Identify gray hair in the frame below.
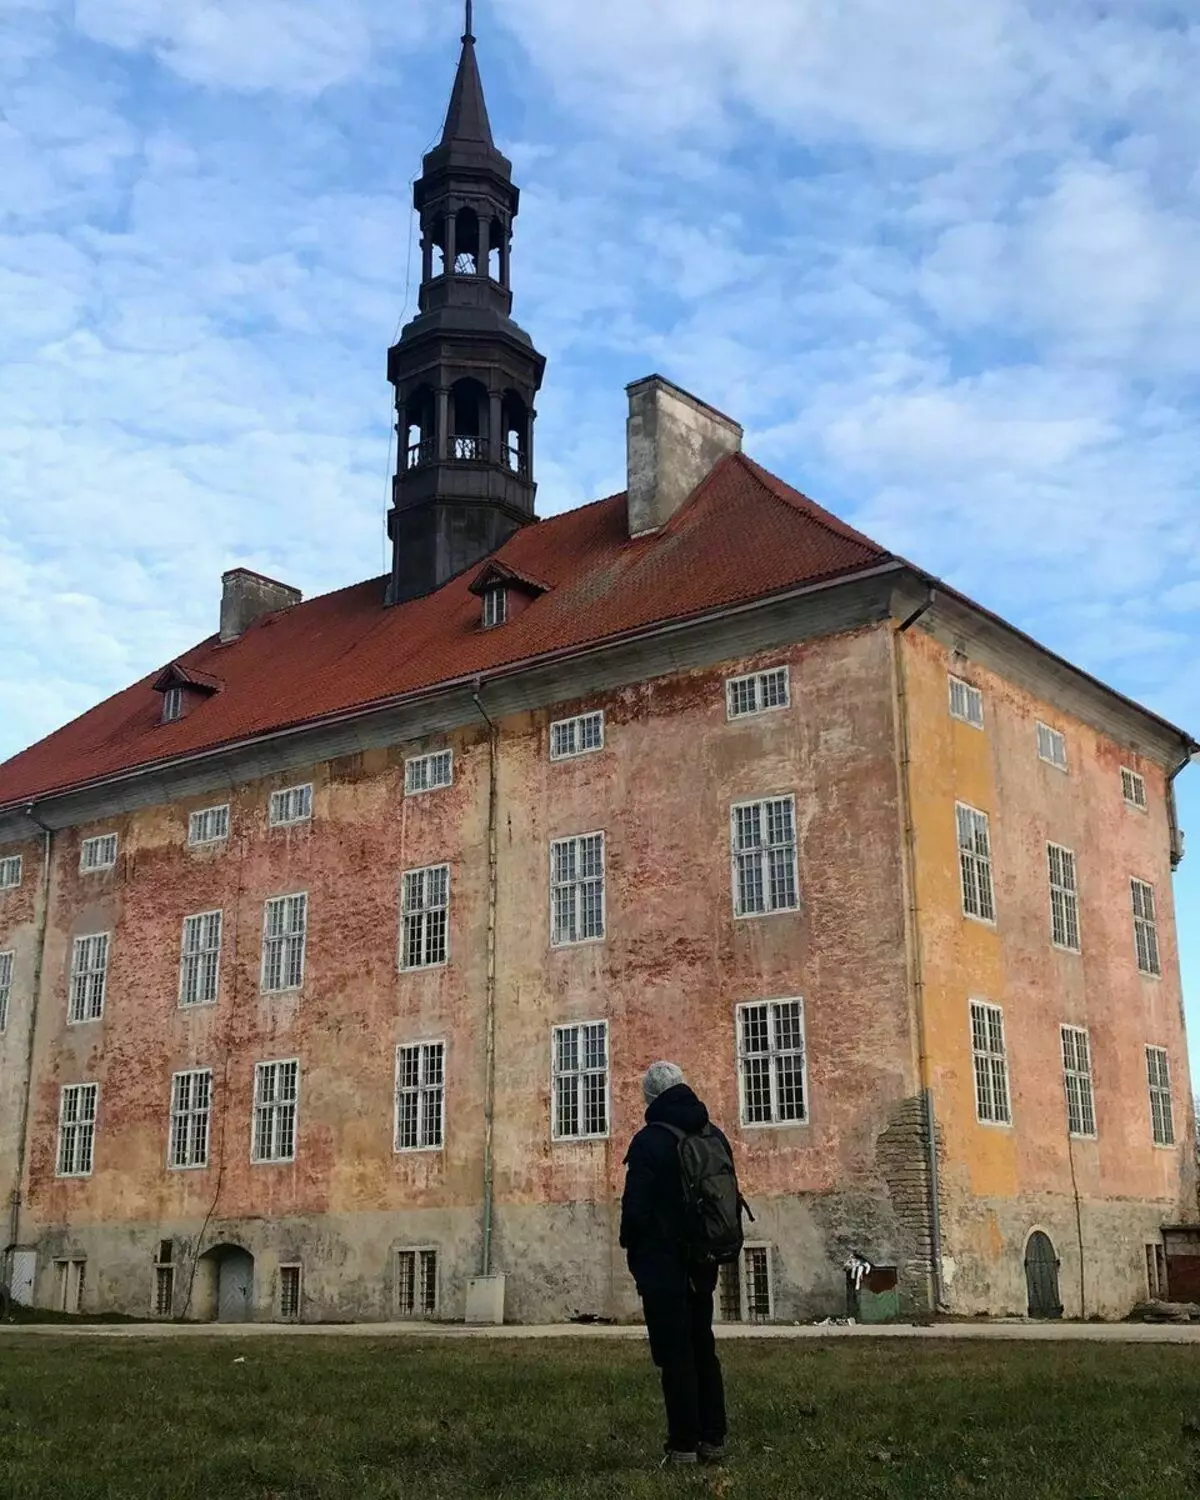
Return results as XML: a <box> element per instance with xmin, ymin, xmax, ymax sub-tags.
<box><xmin>643</xmin><ymin>1061</ymin><xmax>685</xmax><ymax>1104</ymax></box>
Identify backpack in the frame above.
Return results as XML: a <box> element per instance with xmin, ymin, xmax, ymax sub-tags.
<box><xmin>653</xmin><ymin>1121</ymin><xmax>751</xmax><ymax>1265</ymax></box>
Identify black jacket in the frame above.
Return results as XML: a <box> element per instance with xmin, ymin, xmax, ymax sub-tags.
<box><xmin>619</xmin><ymin>1083</ymin><xmax>732</xmax><ymax>1293</ymax></box>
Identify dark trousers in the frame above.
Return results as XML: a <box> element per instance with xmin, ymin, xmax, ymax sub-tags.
<box><xmin>640</xmin><ymin>1268</ymin><xmax>726</xmax><ymax>1452</ymax></box>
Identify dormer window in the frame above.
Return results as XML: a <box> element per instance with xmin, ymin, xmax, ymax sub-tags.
<box><xmin>482</xmin><ymin>586</ymin><xmax>508</xmax><ymax>629</ymax></box>
<box><xmin>162</xmin><ymin>688</ymin><xmax>184</xmax><ymax>723</ymax></box>
<box><xmin>469</xmin><ymin>559</ymin><xmax>549</xmax><ymax>630</ymax></box>
<box><xmin>153</xmin><ymin>662</ymin><xmax>222</xmax><ymax>725</ymax></box>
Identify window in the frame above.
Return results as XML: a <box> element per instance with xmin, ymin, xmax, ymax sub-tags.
<box><xmin>54</xmin><ymin>1259</ymin><xmax>85</xmax><ymax>1314</ymax></box>
<box><xmin>550</xmin><ymin>711</ymin><xmax>604</xmax><ymax>761</ymax></box>
<box><xmin>948</xmin><ymin>675</ymin><xmax>984</xmax><ymax>729</ymax></box>
<box><xmin>188</xmin><ymin>805</ymin><xmax>230</xmax><ymax>845</ymax></box>
<box><xmin>726</xmin><ymin>667</ymin><xmax>790</xmax><ymax>720</ymax></box>
<box><xmin>261</xmin><ymin>894</ymin><xmax>307</xmax><ymax>992</ymax></box>
<box><xmin>1060</xmin><ymin>1026</ymin><xmax>1096</xmax><ymax>1137</ymax></box>
<box><xmin>737</xmin><ymin>1000</ymin><xmax>807</xmax><ymax>1126</ymax></box>
<box><xmin>1047</xmin><ymin>844</ymin><xmax>1080</xmax><ymax>952</ymax></box>
<box><xmin>1036</xmin><ymin>721</ymin><xmax>1068</xmax><ymax>771</ymax></box>
<box><xmin>550</xmin><ymin>833</ymin><xmax>605</xmax><ymax>946</ymax></box>
<box><xmin>400</xmin><ymin>866</ymin><xmax>450</xmax><ymax>970</ymax></box>
<box><xmin>1131</xmin><ymin>879</ymin><xmax>1161</xmax><ymax>977</ymax></box>
<box><xmin>1147</xmin><ymin>1046</ymin><xmax>1174</xmax><ymax>1147</ymax></box>
<box><xmin>0</xmin><ymin>854</ymin><xmax>21</xmax><ymax>889</ymax></box>
<box><xmin>969</xmin><ymin>1001</ymin><xmax>1011</xmax><ymax>1125</ymax></box>
<box><xmin>279</xmin><ymin>1265</ymin><xmax>302</xmax><ymax>1319</ymax></box>
<box><xmin>732</xmin><ymin>797</ymin><xmax>799</xmax><ymax>917</ymax></box>
<box><xmin>80</xmin><ymin>834</ymin><xmax>118</xmax><ymax>872</ymax></box>
<box><xmin>162</xmin><ymin>687</ymin><xmax>184</xmax><ymax>723</ymax></box>
<box><xmin>405</xmin><ymin>750</ymin><xmax>453</xmax><ymax>795</ymax></box>
<box><xmin>57</xmin><ymin>1083</ymin><xmax>98</xmax><ymax>1176</ymax></box>
<box><xmin>252</xmin><ymin>1059</ymin><xmax>299</xmax><ymax>1163</ymax></box>
<box><xmin>718</xmin><ymin>1245</ymin><xmax>773</xmax><ymax>1323</ymax></box>
<box><xmin>154</xmin><ymin>1242</ymin><xmax>174</xmax><ymax>1318</ymax></box>
<box><xmin>68</xmin><ymin>934</ymin><xmax>109</xmax><ymax>1024</ymax></box>
<box><xmin>396</xmin><ymin>1249</ymin><xmax>438</xmax><ymax>1318</ymax></box>
<box><xmin>0</xmin><ymin>951</ymin><xmax>11</xmax><ymax>1032</ymax></box>
<box><xmin>482</xmin><ymin>587</ymin><xmax>507</xmax><ymax>629</ymax></box>
<box><xmin>169</xmin><ymin>1069</ymin><xmax>212</xmax><ymax>1169</ymax></box>
<box><xmin>179</xmin><ymin>911</ymin><xmax>222</xmax><ymax>1007</ymax></box>
<box><xmin>395</xmin><ymin>1042</ymin><xmax>445</xmax><ymax>1152</ymax></box>
<box><xmin>956</xmin><ymin>804</ymin><xmax>995</xmax><ymax>923</ymax></box>
<box><xmin>1145</xmin><ymin>1242</ymin><xmax>1167</xmax><ymax>1299</ymax></box>
<box><xmin>1122</xmin><ymin>768</ymin><xmax>1148</xmax><ymax>811</ymax></box>
<box><xmin>269</xmin><ymin>784</ymin><xmax>312</xmax><ymax>827</ymax></box>
<box><xmin>552</xmin><ymin>1021</ymin><xmax>609</xmax><ymax>1140</ymax></box>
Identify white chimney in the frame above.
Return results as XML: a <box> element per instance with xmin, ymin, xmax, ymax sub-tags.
<box><xmin>625</xmin><ymin>375</ymin><xmax>743</xmax><ymax>538</ymax></box>
<box><xmin>220</xmin><ymin>568</ymin><xmax>301</xmax><ymax>642</ymax></box>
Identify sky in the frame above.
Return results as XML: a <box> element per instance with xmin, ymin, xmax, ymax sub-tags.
<box><xmin>1</xmin><ymin>0</ymin><xmax>1198</xmax><ymax>1074</ymax></box>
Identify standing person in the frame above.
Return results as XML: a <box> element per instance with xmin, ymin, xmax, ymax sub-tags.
<box><xmin>619</xmin><ymin>1061</ymin><xmax>746</xmax><ymax>1468</ymax></box>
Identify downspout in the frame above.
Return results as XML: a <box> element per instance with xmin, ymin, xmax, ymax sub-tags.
<box><xmin>471</xmin><ymin>685</ymin><xmax>500</xmax><ymax>1279</ymax></box>
<box><xmin>892</xmin><ymin>590</ymin><xmax>947</xmax><ymax>1312</ymax></box>
<box><xmin>1167</xmin><ymin>747</ymin><xmax>1195</xmax><ymax>871</ymax></box>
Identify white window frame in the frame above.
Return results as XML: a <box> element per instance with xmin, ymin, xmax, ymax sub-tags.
<box><xmin>1036</xmin><ymin>720</ymin><xmax>1068</xmax><ymax>772</ymax></box>
<box><xmin>1060</xmin><ymin>1025</ymin><xmax>1096</xmax><ymax>1139</ymax></box>
<box><xmin>404</xmin><ymin>750</ymin><xmax>454</xmax><ymax>796</ymax></box>
<box><xmin>394</xmin><ymin>1041</ymin><xmax>446</xmax><ymax>1153</ymax></box>
<box><xmin>188</xmin><ymin>805</ymin><xmax>230</xmax><ymax>845</ymax></box>
<box><xmin>0</xmin><ymin>950</ymin><xmax>12</xmax><ymax>1033</ymax></box>
<box><xmin>269</xmin><ymin>784</ymin><xmax>312</xmax><ymax>828</ymax></box>
<box><xmin>482</xmin><ymin>587</ymin><xmax>507</xmax><ymax>629</ymax></box>
<box><xmin>1047</xmin><ymin>843</ymin><xmax>1080</xmax><ymax>953</ymax></box>
<box><xmin>162</xmin><ymin>687</ymin><xmax>184</xmax><ymax>723</ymax></box>
<box><xmin>395</xmin><ymin>1247</ymin><xmax>439</xmax><ymax>1319</ymax></box>
<box><xmin>717</xmin><ymin>1244</ymin><xmax>775</xmax><ymax>1323</ymax></box>
<box><xmin>731</xmin><ymin>795</ymin><xmax>800</xmax><ymax>919</ymax></box>
<box><xmin>550</xmin><ymin>711</ymin><xmax>605</xmax><ymax>762</ymax></box>
<box><xmin>1131</xmin><ymin>878</ymin><xmax>1161</xmax><ymax>977</ymax></box>
<box><xmin>279</xmin><ymin>1264</ymin><xmax>303</xmax><ymax>1320</ymax></box>
<box><xmin>551</xmin><ymin>1021</ymin><xmax>610</xmax><ymax>1142</ymax></box>
<box><xmin>399</xmin><ymin>866</ymin><xmax>450</xmax><ymax>971</ymax></box>
<box><xmin>56</xmin><ymin>1082</ymin><xmax>99</xmax><ymax>1177</ymax></box>
<box><xmin>168</xmin><ymin>1068</ymin><xmax>213</xmax><ymax>1170</ymax></box>
<box><xmin>179</xmin><ymin>910</ymin><xmax>223</xmax><ymax>1008</ymax></box>
<box><xmin>68</xmin><ymin>933</ymin><xmax>110</xmax><ymax>1025</ymax></box>
<box><xmin>550</xmin><ymin>832</ymin><xmax>606</xmax><ymax>947</ymax></box>
<box><xmin>1121</xmin><ymin>767</ymin><xmax>1148</xmax><ymax>812</ymax></box>
<box><xmin>261</xmin><ymin>894</ymin><xmax>308</xmax><ymax>993</ymax></box>
<box><xmin>251</xmin><ymin>1058</ymin><xmax>300</xmax><ymax>1164</ymax></box>
<box><xmin>1145</xmin><ymin>1242</ymin><xmax>1167</xmax><ymax>1299</ymax></box>
<box><xmin>725</xmin><ymin>666</ymin><xmax>790</xmax><ymax>721</ymax></box>
<box><xmin>948</xmin><ymin>675</ymin><xmax>984</xmax><ymax>729</ymax></box>
<box><xmin>0</xmin><ymin>854</ymin><xmax>21</xmax><ymax>889</ymax></box>
<box><xmin>969</xmin><ymin>1000</ymin><xmax>1011</xmax><ymax>1126</ymax></box>
<box><xmin>1146</xmin><ymin>1045</ymin><xmax>1175</xmax><ymax>1148</ymax></box>
<box><xmin>54</xmin><ymin>1258</ymin><xmax>86</xmax><ymax>1313</ymax></box>
<box><xmin>956</xmin><ymin>803</ymin><xmax>995</xmax><ymax>924</ymax></box>
<box><xmin>80</xmin><ymin>833</ymin><xmax>118</xmax><ymax>873</ymax></box>
<box><xmin>736</xmin><ymin>999</ymin><xmax>808</xmax><ymax>1128</ymax></box>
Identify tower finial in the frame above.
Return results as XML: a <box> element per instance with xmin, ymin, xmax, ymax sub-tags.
<box><xmin>464</xmin><ymin>0</ymin><xmax>473</xmax><ymax>41</ymax></box>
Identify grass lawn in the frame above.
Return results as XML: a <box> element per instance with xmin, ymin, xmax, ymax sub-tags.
<box><xmin>1</xmin><ymin>1335</ymin><xmax>1198</xmax><ymax>1499</ymax></box>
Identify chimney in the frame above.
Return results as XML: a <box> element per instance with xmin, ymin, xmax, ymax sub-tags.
<box><xmin>625</xmin><ymin>375</ymin><xmax>743</xmax><ymax>538</ymax></box>
<box><xmin>220</xmin><ymin>568</ymin><xmax>302</xmax><ymax>642</ymax></box>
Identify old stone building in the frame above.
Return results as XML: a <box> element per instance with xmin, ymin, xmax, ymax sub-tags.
<box><xmin>0</xmin><ymin>20</ymin><xmax>1196</xmax><ymax>1326</ymax></box>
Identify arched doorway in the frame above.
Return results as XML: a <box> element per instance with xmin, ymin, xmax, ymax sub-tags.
<box><xmin>1024</xmin><ymin>1231</ymin><xmax>1063</xmax><ymax>1319</ymax></box>
<box><xmin>196</xmin><ymin>1244</ymin><xmax>255</xmax><ymax>1323</ymax></box>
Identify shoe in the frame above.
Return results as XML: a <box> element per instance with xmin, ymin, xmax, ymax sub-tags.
<box><xmin>659</xmin><ymin>1449</ymin><xmax>699</xmax><ymax>1467</ymax></box>
<box><xmin>697</xmin><ymin>1442</ymin><xmax>726</xmax><ymax>1465</ymax></box>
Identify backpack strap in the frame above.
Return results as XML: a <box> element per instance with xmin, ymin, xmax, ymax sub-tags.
<box><xmin>650</xmin><ymin>1121</ymin><xmax>687</xmax><ymax>1143</ymax></box>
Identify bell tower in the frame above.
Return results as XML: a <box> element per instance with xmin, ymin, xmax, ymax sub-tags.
<box><xmin>386</xmin><ymin>3</ymin><xmax>546</xmax><ymax>605</ymax></box>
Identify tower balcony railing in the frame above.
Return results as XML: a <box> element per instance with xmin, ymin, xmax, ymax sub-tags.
<box><xmin>506</xmin><ymin>445</ymin><xmax>529</xmax><ymax>478</ymax></box>
<box><xmin>406</xmin><ymin>438</ymin><xmax>436</xmax><ymax>470</ymax></box>
<box><xmin>452</xmin><ymin>435</ymin><xmax>487</xmax><ymax>462</ymax></box>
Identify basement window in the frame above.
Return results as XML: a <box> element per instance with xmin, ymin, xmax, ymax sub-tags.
<box><xmin>1122</xmin><ymin>768</ymin><xmax>1148</xmax><ymax>811</ymax></box>
<box><xmin>0</xmin><ymin>855</ymin><xmax>22</xmax><ymax>889</ymax></box>
<box><xmin>718</xmin><ymin>1245</ymin><xmax>773</xmax><ymax>1323</ymax></box>
<box><xmin>80</xmin><ymin>834</ymin><xmax>118</xmax><ymax>873</ymax></box>
<box><xmin>154</xmin><ymin>1241</ymin><xmax>174</xmax><ymax>1318</ymax></box>
<box><xmin>279</xmin><ymin>1265</ymin><xmax>302</xmax><ymax>1320</ymax></box>
<box><xmin>0</xmin><ymin>950</ymin><xmax>12</xmax><ymax>1032</ymax></box>
<box><xmin>396</xmin><ymin>1249</ymin><xmax>438</xmax><ymax>1319</ymax></box>
<box><xmin>54</xmin><ymin>1258</ymin><xmax>86</xmax><ymax>1313</ymax></box>
<box><xmin>482</xmin><ymin>586</ymin><xmax>507</xmax><ymax>629</ymax></box>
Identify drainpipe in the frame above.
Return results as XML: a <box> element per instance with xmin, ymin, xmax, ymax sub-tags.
<box><xmin>471</xmin><ymin>684</ymin><xmax>500</xmax><ymax>1279</ymax></box>
<box><xmin>1167</xmin><ymin>747</ymin><xmax>1195</xmax><ymax>871</ymax></box>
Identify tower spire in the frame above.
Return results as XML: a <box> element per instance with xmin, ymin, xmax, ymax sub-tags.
<box><xmin>442</xmin><ymin>2</ymin><xmax>492</xmax><ymax>146</ymax></box>
<box><xmin>464</xmin><ymin>0</ymin><xmax>473</xmax><ymax>40</ymax></box>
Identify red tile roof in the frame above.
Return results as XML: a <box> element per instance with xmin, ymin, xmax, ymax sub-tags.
<box><xmin>0</xmin><ymin>454</ymin><xmax>893</xmax><ymax>810</ymax></box>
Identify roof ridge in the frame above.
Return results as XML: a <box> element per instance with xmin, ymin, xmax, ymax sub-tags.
<box><xmin>735</xmin><ymin>454</ymin><xmax>891</xmax><ymax>558</ymax></box>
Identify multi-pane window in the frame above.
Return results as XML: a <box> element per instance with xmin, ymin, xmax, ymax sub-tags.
<box><xmin>252</xmin><ymin>1059</ymin><xmax>299</xmax><ymax>1163</ymax></box>
<box><xmin>718</xmin><ymin>1245</ymin><xmax>773</xmax><ymax>1322</ymax></box>
<box><xmin>1122</xmin><ymin>768</ymin><xmax>1148</xmax><ymax>811</ymax></box>
<box><xmin>395</xmin><ymin>1042</ymin><xmax>446</xmax><ymax>1152</ymax></box>
<box><xmin>726</xmin><ymin>667</ymin><xmax>790</xmax><ymax>720</ymax></box>
<box><xmin>188</xmin><ymin>805</ymin><xmax>230</xmax><ymax>845</ymax></box>
<box><xmin>1036</xmin><ymin>721</ymin><xmax>1068</xmax><ymax>771</ymax></box>
<box><xmin>1047</xmin><ymin>844</ymin><xmax>1080</xmax><ymax>952</ymax></box>
<box><xmin>396</xmin><ymin>1249</ymin><xmax>438</xmax><ymax>1318</ymax></box>
<box><xmin>1147</xmin><ymin>1046</ymin><xmax>1175</xmax><ymax>1147</ymax></box>
<box><xmin>179</xmin><ymin>911</ymin><xmax>222</xmax><ymax>1007</ymax></box>
<box><xmin>405</xmin><ymin>750</ymin><xmax>453</xmax><ymax>795</ymax></box>
<box><xmin>269</xmin><ymin>784</ymin><xmax>312</xmax><ymax>827</ymax></box>
<box><xmin>1060</xmin><ymin>1026</ymin><xmax>1096</xmax><ymax>1138</ymax></box>
<box><xmin>956</xmin><ymin>804</ymin><xmax>995</xmax><ymax>922</ymax></box>
<box><xmin>68</xmin><ymin>934</ymin><xmax>109</xmax><ymax>1024</ymax></box>
<box><xmin>57</xmin><ymin>1083</ymin><xmax>98</xmax><ymax>1177</ymax></box>
<box><xmin>162</xmin><ymin>687</ymin><xmax>184</xmax><ymax>723</ymax></box>
<box><xmin>0</xmin><ymin>854</ymin><xmax>21</xmax><ymax>889</ymax></box>
<box><xmin>732</xmin><ymin>797</ymin><xmax>799</xmax><ymax>917</ymax></box>
<box><xmin>552</xmin><ymin>1022</ymin><xmax>609</xmax><ymax>1140</ymax></box>
<box><xmin>55</xmin><ymin>1259</ymin><xmax>86</xmax><ymax>1313</ymax></box>
<box><xmin>169</xmin><ymin>1069</ymin><xmax>212</xmax><ymax>1169</ymax></box>
<box><xmin>400</xmin><ymin>866</ymin><xmax>450</xmax><ymax>970</ymax></box>
<box><xmin>550</xmin><ymin>834</ymin><xmax>605</xmax><ymax>946</ymax></box>
<box><xmin>0</xmin><ymin>951</ymin><xmax>12</xmax><ymax>1032</ymax></box>
<box><xmin>1131</xmin><ymin>879</ymin><xmax>1161</xmax><ymax>977</ymax></box>
<box><xmin>154</xmin><ymin>1242</ymin><xmax>174</xmax><ymax>1318</ymax></box>
<box><xmin>80</xmin><ymin>834</ymin><xmax>118</xmax><ymax>872</ymax></box>
<box><xmin>279</xmin><ymin>1265</ymin><xmax>302</xmax><ymax>1319</ymax></box>
<box><xmin>737</xmin><ymin>1000</ymin><xmax>807</xmax><ymax>1126</ymax></box>
<box><xmin>948</xmin><ymin>675</ymin><xmax>984</xmax><ymax>729</ymax></box>
<box><xmin>261</xmin><ymin>895</ymin><xmax>307</xmax><ymax>992</ymax></box>
<box><xmin>550</xmin><ymin>711</ymin><xmax>605</xmax><ymax>761</ymax></box>
<box><xmin>970</xmin><ymin>1001</ymin><xmax>1011</xmax><ymax>1125</ymax></box>
<box><xmin>482</xmin><ymin>587</ymin><xmax>507</xmax><ymax>629</ymax></box>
